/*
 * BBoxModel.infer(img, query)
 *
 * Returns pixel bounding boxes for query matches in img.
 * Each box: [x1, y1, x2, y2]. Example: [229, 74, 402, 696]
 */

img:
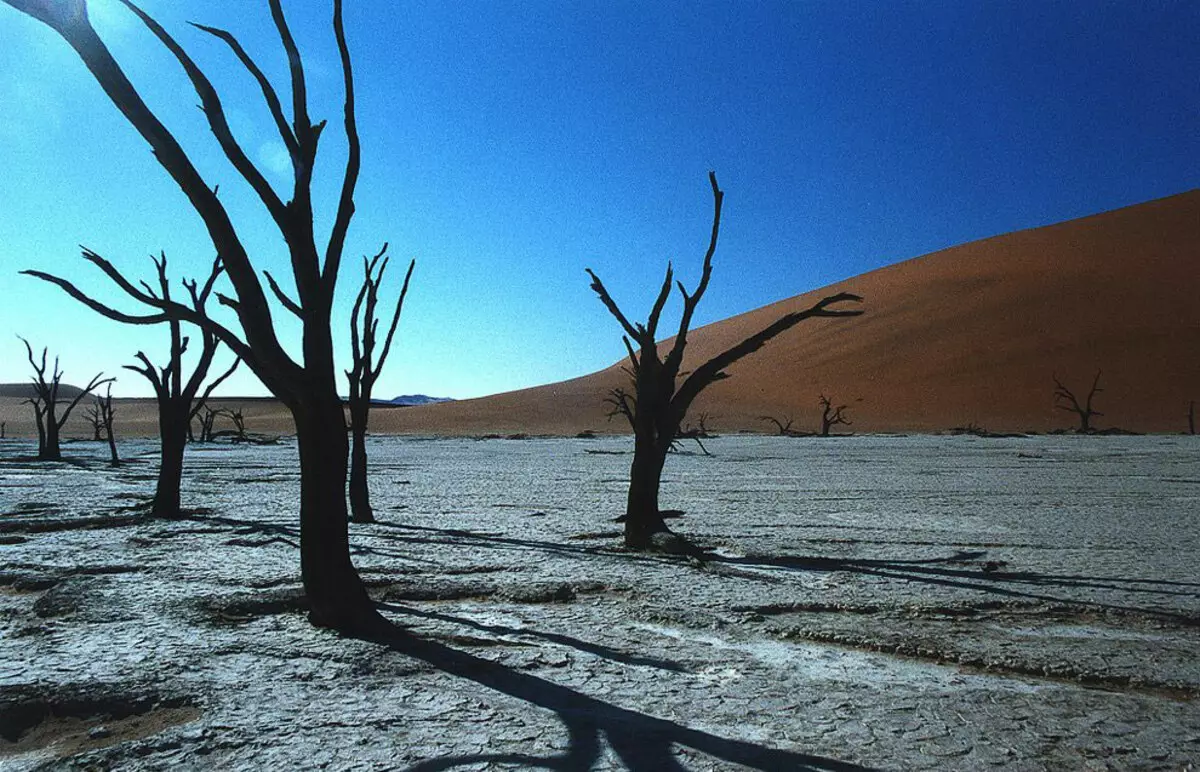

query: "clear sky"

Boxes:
[1, 0, 1197, 400]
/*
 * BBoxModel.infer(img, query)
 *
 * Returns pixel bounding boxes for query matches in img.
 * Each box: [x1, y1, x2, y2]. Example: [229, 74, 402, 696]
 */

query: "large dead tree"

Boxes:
[818, 394, 852, 437]
[19, 337, 113, 461]
[1053, 371, 1103, 433]
[587, 173, 863, 550]
[346, 244, 414, 524]
[7, 0, 385, 632]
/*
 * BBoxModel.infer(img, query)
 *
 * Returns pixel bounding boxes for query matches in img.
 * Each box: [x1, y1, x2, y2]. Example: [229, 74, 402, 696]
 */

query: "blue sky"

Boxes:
[1, 0, 1197, 399]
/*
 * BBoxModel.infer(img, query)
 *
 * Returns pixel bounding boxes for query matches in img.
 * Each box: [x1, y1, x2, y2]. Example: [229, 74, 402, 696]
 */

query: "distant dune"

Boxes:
[2, 191, 1196, 440]
[379, 189, 1200, 436]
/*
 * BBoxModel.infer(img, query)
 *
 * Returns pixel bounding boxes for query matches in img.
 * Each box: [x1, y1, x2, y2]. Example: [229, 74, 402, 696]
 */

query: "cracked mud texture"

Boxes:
[1, 434, 1198, 770]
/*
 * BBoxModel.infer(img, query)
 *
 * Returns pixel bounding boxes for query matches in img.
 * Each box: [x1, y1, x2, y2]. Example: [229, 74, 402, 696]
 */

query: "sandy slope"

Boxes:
[2, 190, 1196, 438]
[382, 189, 1200, 435]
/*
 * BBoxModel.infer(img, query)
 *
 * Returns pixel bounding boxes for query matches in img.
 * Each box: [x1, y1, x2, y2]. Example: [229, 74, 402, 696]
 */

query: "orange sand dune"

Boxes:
[2, 190, 1195, 440]
[382, 189, 1200, 435]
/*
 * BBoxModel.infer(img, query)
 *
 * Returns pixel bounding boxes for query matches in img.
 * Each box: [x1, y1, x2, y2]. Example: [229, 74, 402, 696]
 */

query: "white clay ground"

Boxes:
[2, 434, 1199, 770]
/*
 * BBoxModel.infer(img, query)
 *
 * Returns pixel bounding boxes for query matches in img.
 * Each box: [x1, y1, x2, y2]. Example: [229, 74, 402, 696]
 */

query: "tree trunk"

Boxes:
[153, 411, 187, 518]
[293, 392, 381, 632]
[624, 434, 669, 548]
[348, 401, 374, 524]
[106, 427, 119, 466]
[41, 416, 62, 461]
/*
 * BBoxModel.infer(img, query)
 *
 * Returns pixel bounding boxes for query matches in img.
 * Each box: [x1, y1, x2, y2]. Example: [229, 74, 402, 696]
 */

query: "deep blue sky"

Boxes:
[1, 0, 1197, 399]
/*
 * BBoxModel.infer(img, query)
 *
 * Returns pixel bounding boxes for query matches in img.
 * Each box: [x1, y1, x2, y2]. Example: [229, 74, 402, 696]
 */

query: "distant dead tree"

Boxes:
[588, 172, 863, 550]
[84, 399, 105, 442]
[1188, 401, 1195, 436]
[818, 394, 852, 437]
[675, 411, 713, 455]
[759, 415, 802, 436]
[1053, 371, 1103, 433]
[19, 337, 113, 461]
[99, 383, 119, 466]
[106, 254, 238, 518]
[228, 408, 248, 442]
[191, 405, 224, 443]
[1, 422, 6, 439]
[346, 244, 414, 523]
[8, 0, 385, 631]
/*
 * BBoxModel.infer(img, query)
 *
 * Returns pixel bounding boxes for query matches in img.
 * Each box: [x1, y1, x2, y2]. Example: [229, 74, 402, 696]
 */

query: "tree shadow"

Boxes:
[356, 615, 873, 772]
[713, 552, 1200, 626]
[381, 602, 687, 673]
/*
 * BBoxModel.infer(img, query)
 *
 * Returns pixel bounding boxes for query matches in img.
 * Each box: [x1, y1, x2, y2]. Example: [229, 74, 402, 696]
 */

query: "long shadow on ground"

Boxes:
[715, 552, 1200, 625]
[359, 613, 873, 772]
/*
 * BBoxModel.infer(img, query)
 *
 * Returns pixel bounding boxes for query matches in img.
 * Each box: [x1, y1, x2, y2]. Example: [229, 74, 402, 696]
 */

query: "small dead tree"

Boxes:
[1053, 371, 1103, 433]
[19, 337, 113, 461]
[6, 0, 384, 630]
[228, 408, 248, 441]
[192, 405, 224, 443]
[346, 244, 414, 523]
[588, 172, 863, 550]
[759, 415, 801, 436]
[99, 383, 119, 466]
[84, 400, 105, 441]
[818, 394, 851, 437]
[1, 422, 6, 439]
[1188, 401, 1195, 436]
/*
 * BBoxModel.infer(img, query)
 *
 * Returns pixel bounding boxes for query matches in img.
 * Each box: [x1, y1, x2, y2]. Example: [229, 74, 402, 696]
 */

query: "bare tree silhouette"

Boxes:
[99, 383, 119, 466]
[227, 408, 248, 442]
[587, 173, 863, 550]
[31, 253, 239, 516]
[1053, 371, 1103, 433]
[1188, 400, 1195, 436]
[84, 400, 105, 442]
[191, 404, 224, 443]
[818, 394, 852, 437]
[759, 414, 803, 436]
[19, 337, 113, 461]
[346, 244, 414, 523]
[5, 0, 387, 631]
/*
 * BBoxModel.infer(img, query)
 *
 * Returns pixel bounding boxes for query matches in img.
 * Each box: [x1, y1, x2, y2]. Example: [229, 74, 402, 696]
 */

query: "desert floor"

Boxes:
[1, 434, 1199, 770]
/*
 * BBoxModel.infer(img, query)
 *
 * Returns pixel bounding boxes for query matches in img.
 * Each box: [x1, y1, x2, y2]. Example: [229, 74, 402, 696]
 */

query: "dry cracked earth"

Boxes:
[1, 433, 1198, 770]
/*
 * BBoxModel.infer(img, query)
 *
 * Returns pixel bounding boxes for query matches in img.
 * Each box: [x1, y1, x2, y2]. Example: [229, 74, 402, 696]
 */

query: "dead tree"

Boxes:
[93, 253, 240, 518]
[19, 337, 113, 461]
[8, 0, 384, 632]
[99, 383, 119, 465]
[84, 400, 105, 441]
[1188, 401, 1195, 436]
[1053, 371, 1103, 433]
[818, 394, 851, 437]
[588, 172, 863, 550]
[192, 405, 224, 443]
[346, 244, 415, 523]
[1, 422, 6, 439]
[759, 415, 801, 436]
[228, 408, 248, 441]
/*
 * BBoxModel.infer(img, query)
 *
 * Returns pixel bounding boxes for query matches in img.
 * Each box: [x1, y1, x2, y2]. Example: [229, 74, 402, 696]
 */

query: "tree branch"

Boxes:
[674, 292, 863, 414]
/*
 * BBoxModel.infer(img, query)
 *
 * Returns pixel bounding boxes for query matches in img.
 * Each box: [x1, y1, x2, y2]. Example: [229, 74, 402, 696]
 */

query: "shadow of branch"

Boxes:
[357, 616, 872, 772]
